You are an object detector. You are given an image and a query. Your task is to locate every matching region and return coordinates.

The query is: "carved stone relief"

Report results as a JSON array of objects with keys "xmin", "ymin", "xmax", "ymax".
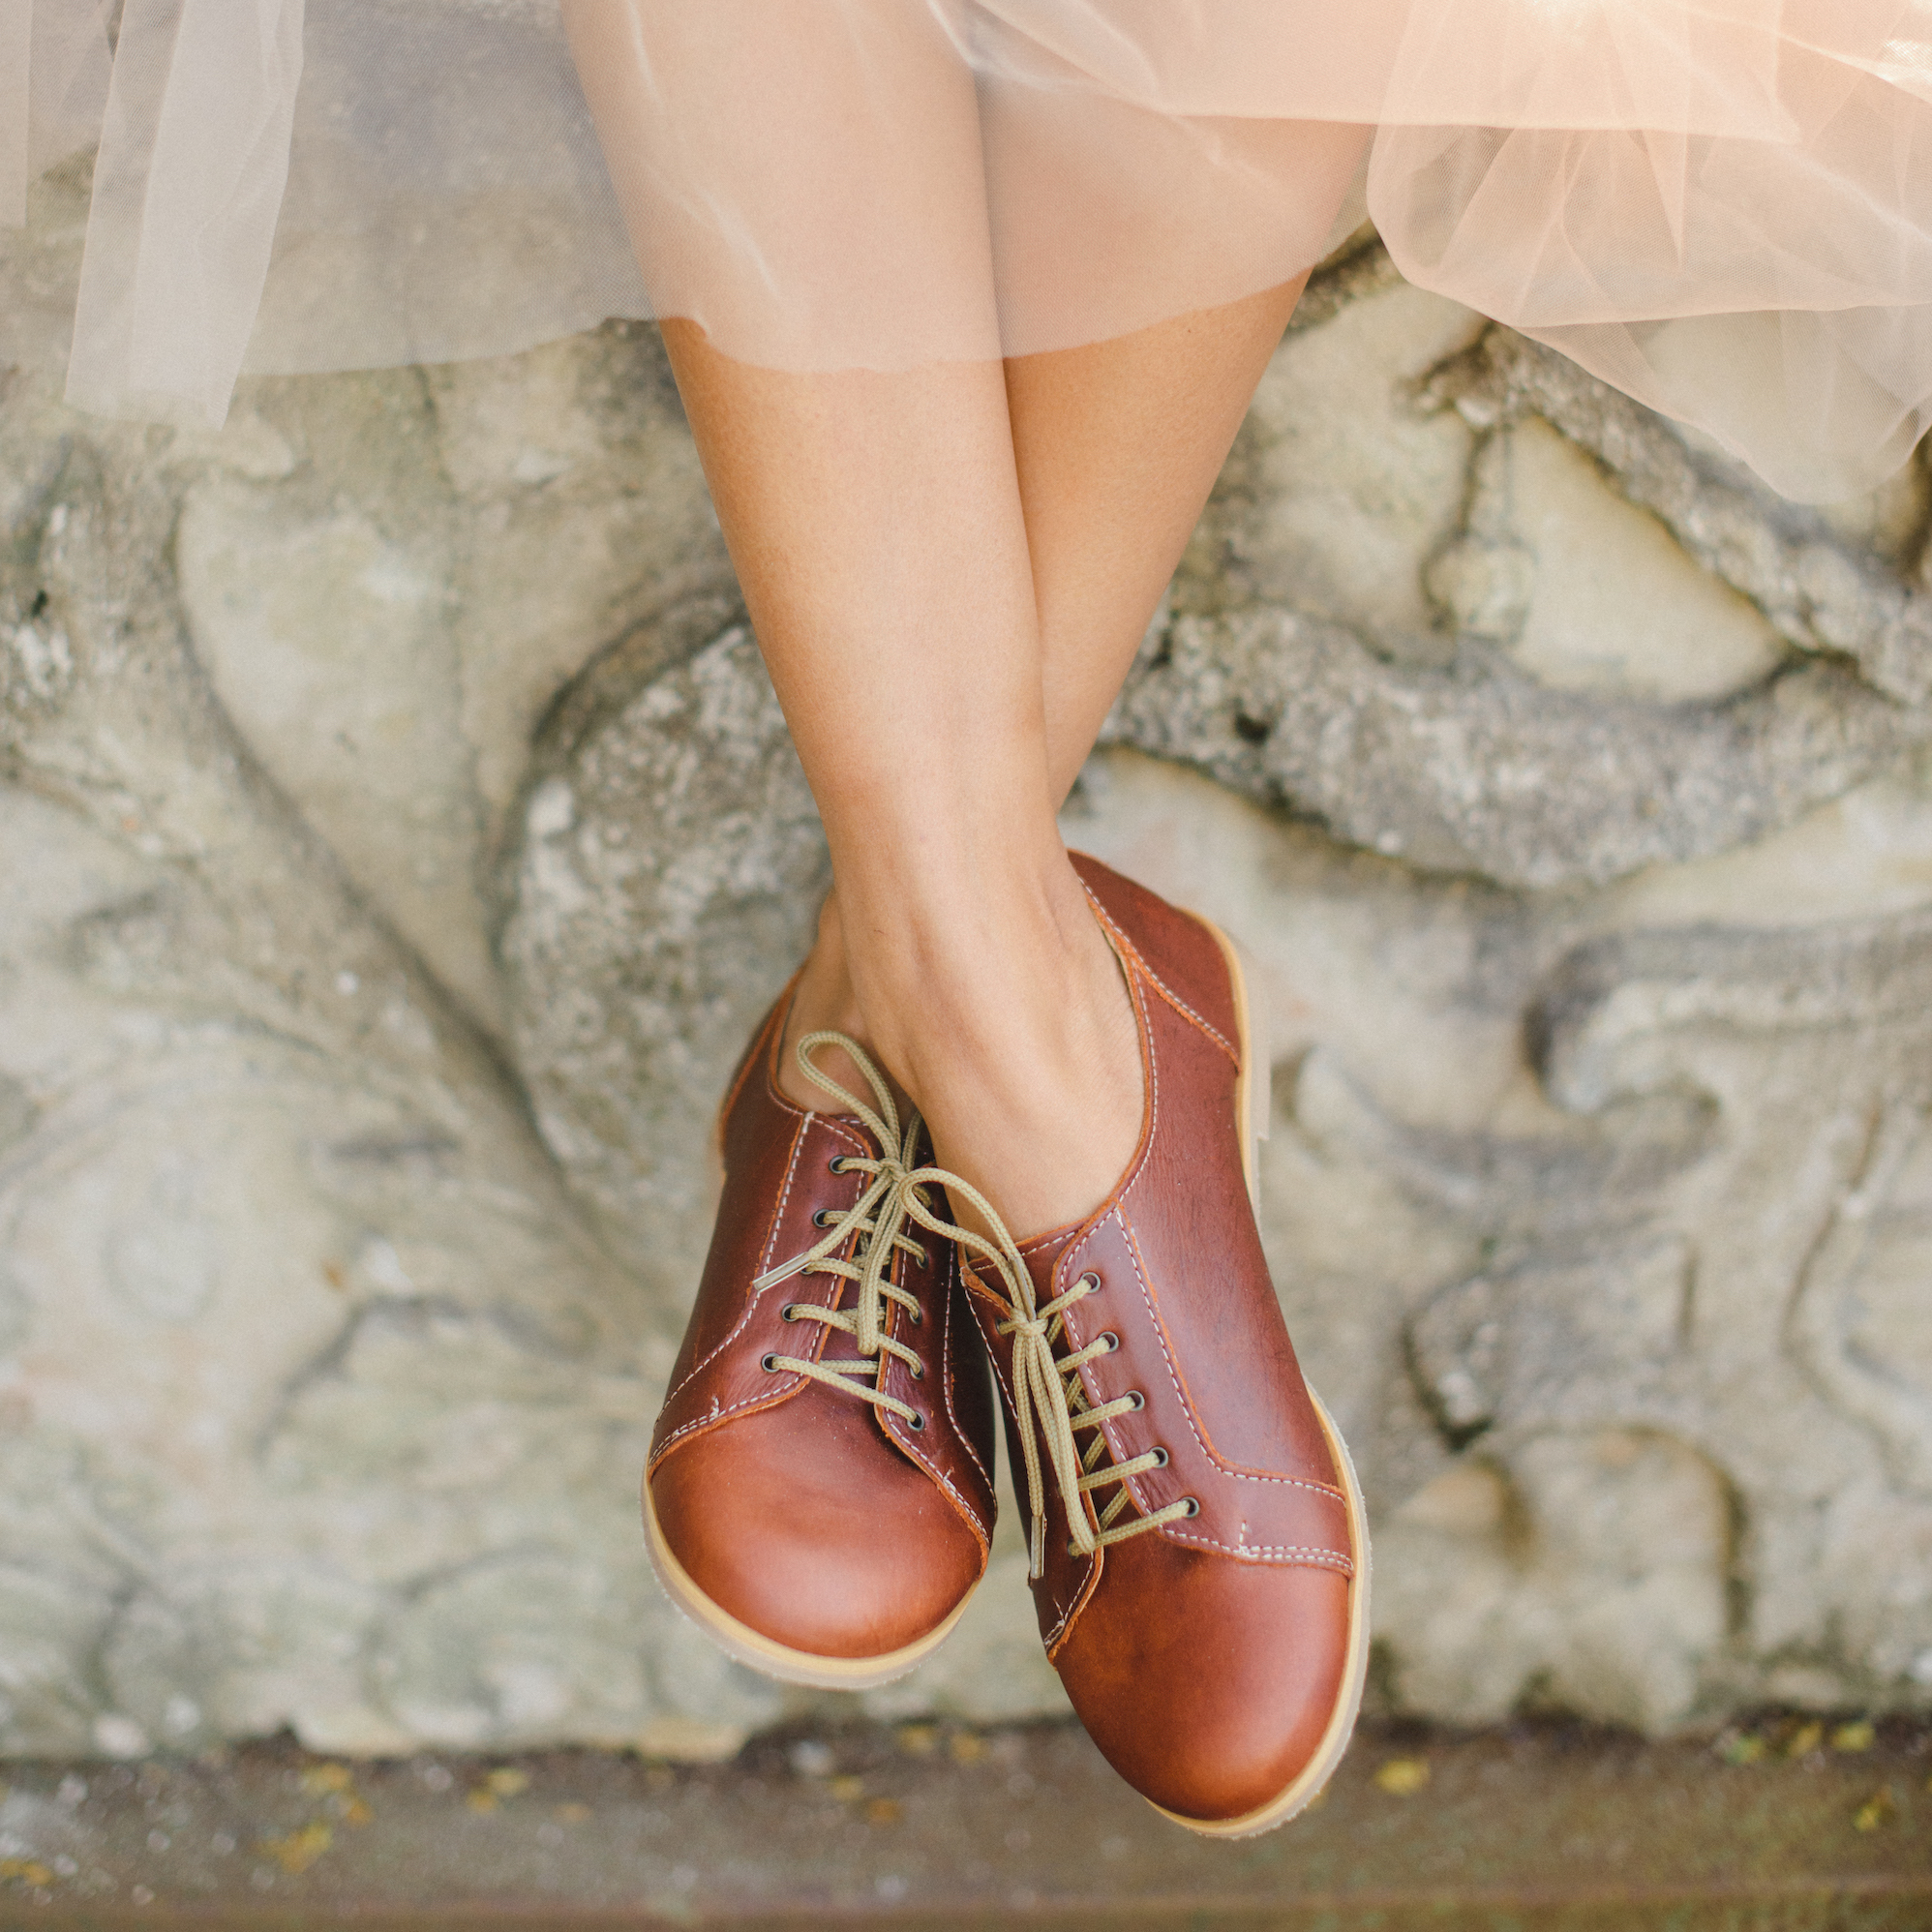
[{"xmin": 1, "ymin": 208, "xmax": 1929, "ymax": 1753}]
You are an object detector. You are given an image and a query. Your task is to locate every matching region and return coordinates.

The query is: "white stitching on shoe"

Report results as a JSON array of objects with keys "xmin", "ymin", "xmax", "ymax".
[
  {"xmin": 958, "ymin": 1266, "xmax": 1093, "ymax": 1641},
  {"xmin": 1065, "ymin": 979, "xmax": 1344, "ymax": 1509},
  {"xmin": 886, "ymin": 1370, "xmax": 993, "ymax": 1551},
  {"xmin": 940, "ymin": 1245, "xmax": 994, "ymax": 1496},
  {"xmin": 1017, "ymin": 1228, "xmax": 1074, "ymax": 1258},
  {"xmin": 1107, "ymin": 965, "xmax": 1162, "ymax": 1219},
  {"xmin": 1162, "ymin": 1531, "xmax": 1354, "ymax": 1566},
  {"xmin": 661, "ymin": 1112, "xmax": 821, "ymax": 1411},
  {"xmin": 877, "ymin": 1248, "xmax": 993, "ymax": 1546},
  {"xmin": 1136, "ymin": 959, "xmax": 1237, "ymax": 1064},
  {"xmin": 652, "ymin": 1384, "xmax": 792, "ymax": 1459},
  {"xmin": 1089, "ymin": 1212, "xmax": 1346, "ymax": 1510},
  {"xmin": 1077, "ymin": 880, "xmax": 1237, "ymax": 1062},
  {"xmin": 661, "ymin": 1109, "xmax": 874, "ymax": 1420}
]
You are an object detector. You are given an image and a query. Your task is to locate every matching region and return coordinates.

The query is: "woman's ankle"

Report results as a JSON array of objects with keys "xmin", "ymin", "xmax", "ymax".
[
  {"xmin": 852, "ymin": 856, "xmax": 1144, "ymax": 1237},
  {"xmin": 775, "ymin": 895, "xmax": 879, "ymax": 1112},
  {"xmin": 779, "ymin": 851, "xmax": 1143, "ymax": 1238}
]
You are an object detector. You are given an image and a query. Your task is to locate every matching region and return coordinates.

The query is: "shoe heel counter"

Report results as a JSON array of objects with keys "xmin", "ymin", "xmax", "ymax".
[{"xmin": 1069, "ymin": 853, "xmax": 1243, "ymax": 1057}]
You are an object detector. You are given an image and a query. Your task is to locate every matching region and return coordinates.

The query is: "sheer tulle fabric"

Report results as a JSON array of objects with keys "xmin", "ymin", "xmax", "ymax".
[{"xmin": 6, "ymin": 0, "xmax": 1932, "ymax": 498}]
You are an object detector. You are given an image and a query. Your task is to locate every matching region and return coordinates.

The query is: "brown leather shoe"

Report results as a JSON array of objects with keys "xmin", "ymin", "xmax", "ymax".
[
  {"xmin": 645, "ymin": 992, "xmax": 998, "ymax": 1688},
  {"xmin": 946, "ymin": 854, "xmax": 1370, "ymax": 1836}
]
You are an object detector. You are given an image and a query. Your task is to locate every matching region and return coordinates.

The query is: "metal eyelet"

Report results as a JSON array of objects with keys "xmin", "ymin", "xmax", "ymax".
[
  {"xmin": 829, "ymin": 1157, "xmax": 851, "ymax": 1174},
  {"xmin": 907, "ymin": 1306, "xmax": 922, "ymax": 1325},
  {"xmin": 1149, "ymin": 1447, "xmax": 1169, "ymax": 1468},
  {"xmin": 1076, "ymin": 1273, "xmax": 1101, "ymax": 1292},
  {"xmin": 761, "ymin": 1353, "xmax": 781, "ymax": 1373},
  {"xmin": 910, "ymin": 1362, "xmax": 925, "ymax": 1380},
  {"xmin": 907, "ymin": 1411, "xmax": 925, "ymax": 1432},
  {"xmin": 811, "ymin": 1208, "xmax": 836, "ymax": 1227},
  {"xmin": 1100, "ymin": 1332, "xmax": 1120, "ymax": 1353},
  {"xmin": 1124, "ymin": 1391, "xmax": 1145, "ymax": 1411},
  {"xmin": 781, "ymin": 1305, "xmax": 801, "ymax": 1322},
  {"xmin": 1180, "ymin": 1496, "xmax": 1200, "ymax": 1517}
]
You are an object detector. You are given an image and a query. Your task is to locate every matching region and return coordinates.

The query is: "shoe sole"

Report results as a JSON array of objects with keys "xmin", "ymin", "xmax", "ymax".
[
  {"xmin": 643, "ymin": 1475, "xmax": 978, "ymax": 1691},
  {"xmin": 1145, "ymin": 917, "xmax": 1371, "ymax": 1840}
]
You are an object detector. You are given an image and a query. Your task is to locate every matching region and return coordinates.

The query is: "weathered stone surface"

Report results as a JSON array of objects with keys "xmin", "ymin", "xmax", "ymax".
[
  {"xmin": 1422, "ymin": 328, "xmax": 1932, "ymax": 715},
  {"xmin": 2, "ymin": 217, "xmax": 1930, "ymax": 1760},
  {"xmin": 1372, "ymin": 1433, "xmax": 1735, "ymax": 1733},
  {"xmin": 1115, "ymin": 257, "xmax": 1932, "ymax": 889},
  {"xmin": 1103, "ymin": 606, "xmax": 1922, "ymax": 888},
  {"xmin": 1067, "ymin": 746, "xmax": 1932, "ymax": 1727},
  {"xmin": 1464, "ymin": 419, "xmax": 1785, "ymax": 700},
  {"xmin": 0, "ymin": 322, "xmax": 743, "ymax": 1759},
  {"xmin": 168, "ymin": 331, "xmax": 732, "ymax": 1038},
  {"xmin": 500, "ymin": 612, "xmax": 828, "ymax": 1286}
]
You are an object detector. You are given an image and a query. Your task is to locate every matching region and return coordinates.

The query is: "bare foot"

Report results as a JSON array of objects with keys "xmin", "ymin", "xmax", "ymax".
[
  {"xmin": 849, "ymin": 850, "xmax": 1143, "ymax": 1245},
  {"xmin": 773, "ymin": 896, "xmax": 899, "ymax": 1118},
  {"xmin": 773, "ymin": 860, "xmax": 1141, "ymax": 1243}
]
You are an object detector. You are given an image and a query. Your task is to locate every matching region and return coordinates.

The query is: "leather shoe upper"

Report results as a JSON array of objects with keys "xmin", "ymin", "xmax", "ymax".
[
  {"xmin": 962, "ymin": 855, "xmax": 1360, "ymax": 1824},
  {"xmin": 649, "ymin": 992, "xmax": 998, "ymax": 1663}
]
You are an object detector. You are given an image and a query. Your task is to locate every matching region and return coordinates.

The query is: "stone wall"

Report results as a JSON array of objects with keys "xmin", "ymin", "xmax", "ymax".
[{"xmin": 3, "ymin": 196, "xmax": 1930, "ymax": 1758}]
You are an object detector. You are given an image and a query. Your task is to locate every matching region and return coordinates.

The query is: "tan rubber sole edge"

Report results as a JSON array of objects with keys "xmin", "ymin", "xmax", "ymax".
[
  {"xmin": 644, "ymin": 1474, "xmax": 978, "ymax": 1692},
  {"xmin": 1153, "ymin": 912, "xmax": 1370, "ymax": 1839},
  {"xmin": 1148, "ymin": 1390, "xmax": 1373, "ymax": 1839},
  {"xmin": 1198, "ymin": 916, "xmax": 1267, "ymax": 1220}
]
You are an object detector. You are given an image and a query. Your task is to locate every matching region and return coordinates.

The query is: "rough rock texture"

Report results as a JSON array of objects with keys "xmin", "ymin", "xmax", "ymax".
[
  {"xmin": 0, "ymin": 322, "xmax": 796, "ymax": 1765},
  {"xmin": 2, "ymin": 208, "xmax": 1931, "ymax": 1756},
  {"xmin": 500, "ymin": 612, "xmax": 828, "ymax": 1290},
  {"xmin": 1102, "ymin": 608, "xmax": 1921, "ymax": 888}
]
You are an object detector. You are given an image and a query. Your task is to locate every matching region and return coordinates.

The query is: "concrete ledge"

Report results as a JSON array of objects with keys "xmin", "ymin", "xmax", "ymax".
[{"xmin": 2, "ymin": 1717, "xmax": 1928, "ymax": 1930}]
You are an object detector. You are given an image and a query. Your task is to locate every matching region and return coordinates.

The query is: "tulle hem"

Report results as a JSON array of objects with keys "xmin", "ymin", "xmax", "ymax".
[{"xmin": 7, "ymin": 0, "xmax": 1932, "ymax": 500}]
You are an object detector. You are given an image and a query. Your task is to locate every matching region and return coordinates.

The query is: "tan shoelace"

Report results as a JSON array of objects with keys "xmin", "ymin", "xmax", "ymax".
[
  {"xmin": 752, "ymin": 1032, "xmax": 938, "ymax": 1428},
  {"xmin": 958, "ymin": 1245, "xmax": 1195, "ymax": 1576},
  {"xmin": 1060, "ymin": 1308, "xmax": 1199, "ymax": 1555},
  {"xmin": 756, "ymin": 1031, "xmax": 1192, "ymax": 1576}
]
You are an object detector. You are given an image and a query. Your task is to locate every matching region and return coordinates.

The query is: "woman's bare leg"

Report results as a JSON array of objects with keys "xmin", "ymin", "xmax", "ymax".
[
  {"xmin": 663, "ymin": 329, "xmax": 1136, "ymax": 1237},
  {"xmin": 573, "ymin": 0, "xmax": 1339, "ymax": 1234},
  {"xmin": 666, "ymin": 278, "xmax": 1308, "ymax": 1237}
]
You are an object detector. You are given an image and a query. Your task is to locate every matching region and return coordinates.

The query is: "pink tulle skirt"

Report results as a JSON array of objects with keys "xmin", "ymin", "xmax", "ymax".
[{"xmin": 8, "ymin": 0, "xmax": 1932, "ymax": 499}]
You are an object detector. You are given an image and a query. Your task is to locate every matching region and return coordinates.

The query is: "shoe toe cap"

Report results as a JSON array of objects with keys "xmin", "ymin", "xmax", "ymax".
[
  {"xmin": 1052, "ymin": 1535, "xmax": 1355, "ymax": 1825},
  {"xmin": 649, "ymin": 1394, "xmax": 986, "ymax": 1664}
]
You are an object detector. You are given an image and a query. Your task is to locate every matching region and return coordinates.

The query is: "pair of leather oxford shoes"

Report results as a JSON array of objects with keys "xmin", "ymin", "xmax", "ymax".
[{"xmin": 644, "ymin": 855, "xmax": 1369, "ymax": 1836}]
